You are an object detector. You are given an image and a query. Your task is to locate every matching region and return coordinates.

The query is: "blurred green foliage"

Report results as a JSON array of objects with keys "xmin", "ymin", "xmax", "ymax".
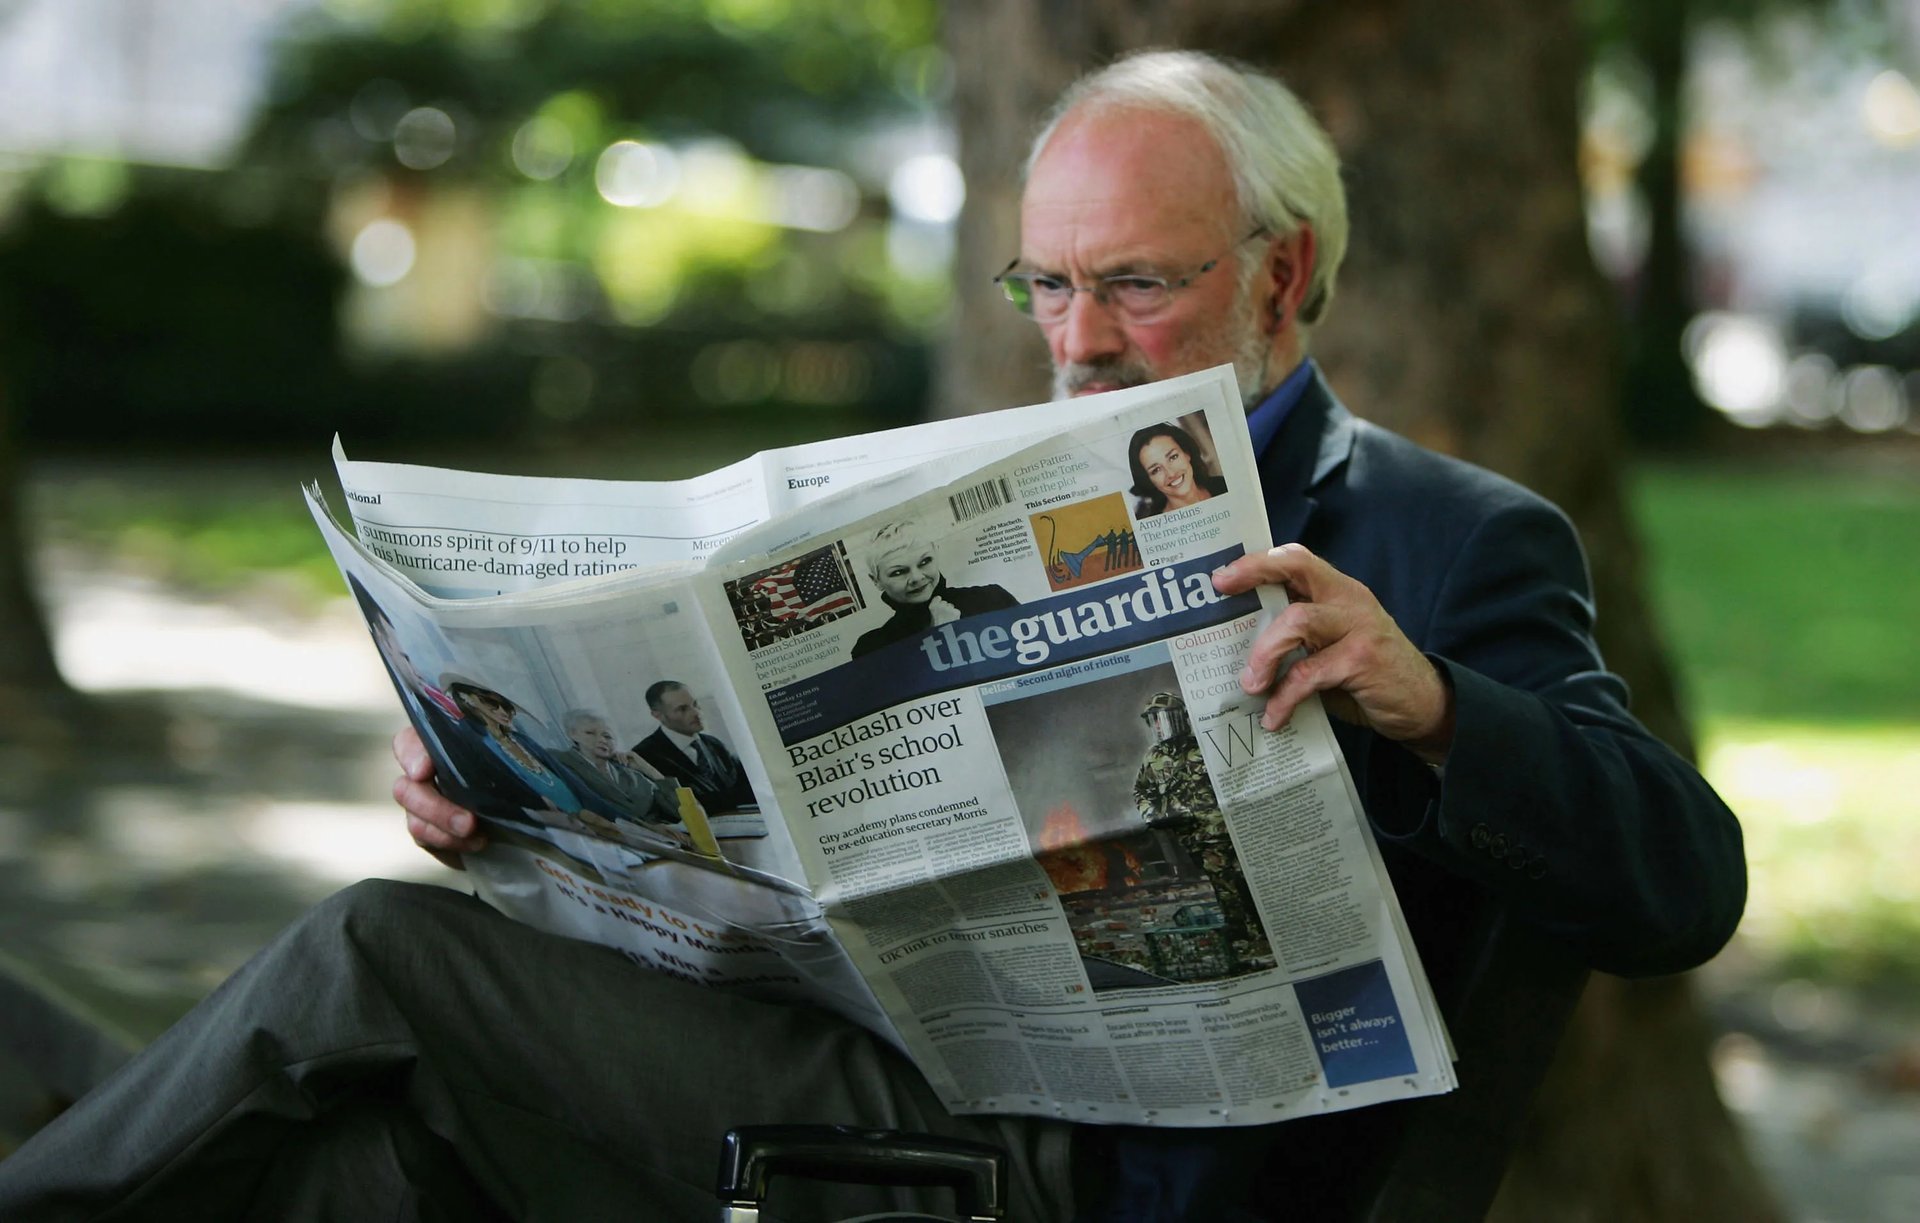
[
  {"xmin": 0, "ymin": 0, "xmax": 950, "ymax": 452},
  {"xmin": 33, "ymin": 468, "xmax": 348, "ymax": 600},
  {"xmin": 1631, "ymin": 462, "xmax": 1920, "ymax": 725}
]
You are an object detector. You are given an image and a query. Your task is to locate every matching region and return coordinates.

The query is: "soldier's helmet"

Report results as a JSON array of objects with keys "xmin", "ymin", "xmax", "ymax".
[{"xmin": 1139, "ymin": 691, "xmax": 1187, "ymax": 720}]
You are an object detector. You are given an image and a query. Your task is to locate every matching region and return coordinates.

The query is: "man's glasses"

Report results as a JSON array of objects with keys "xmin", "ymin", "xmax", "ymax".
[{"xmin": 993, "ymin": 229, "xmax": 1267, "ymax": 324}]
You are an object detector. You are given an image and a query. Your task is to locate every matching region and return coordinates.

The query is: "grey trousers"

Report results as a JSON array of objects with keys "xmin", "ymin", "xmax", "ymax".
[{"xmin": 0, "ymin": 880, "xmax": 1077, "ymax": 1221}]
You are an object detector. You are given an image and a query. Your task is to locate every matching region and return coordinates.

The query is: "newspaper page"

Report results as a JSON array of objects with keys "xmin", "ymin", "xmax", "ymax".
[
  {"xmin": 304, "ymin": 385, "xmax": 1185, "ymax": 1044},
  {"xmin": 308, "ymin": 507, "xmax": 918, "ymax": 1040},
  {"xmin": 694, "ymin": 369, "xmax": 1456, "ymax": 1126},
  {"xmin": 313, "ymin": 365, "xmax": 1454, "ymax": 1127}
]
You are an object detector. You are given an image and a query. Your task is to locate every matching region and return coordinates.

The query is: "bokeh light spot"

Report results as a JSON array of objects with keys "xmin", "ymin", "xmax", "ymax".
[
  {"xmin": 888, "ymin": 153, "xmax": 963, "ymax": 224},
  {"xmin": 512, "ymin": 115, "xmax": 575, "ymax": 180},
  {"xmin": 350, "ymin": 218, "xmax": 416, "ymax": 286},
  {"xmin": 393, "ymin": 106, "xmax": 457, "ymax": 170},
  {"xmin": 595, "ymin": 140, "xmax": 680, "ymax": 208}
]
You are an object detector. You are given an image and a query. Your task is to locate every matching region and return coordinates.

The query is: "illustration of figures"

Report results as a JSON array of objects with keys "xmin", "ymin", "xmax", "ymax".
[
  {"xmin": 1132, "ymin": 692, "xmax": 1272, "ymax": 971},
  {"xmin": 1035, "ymin": 509, "xmax": 1139, "ymax": 589},
  {"xmin": 1040, "ymin": 518, "xmax": 1139, "ymax": 583}
]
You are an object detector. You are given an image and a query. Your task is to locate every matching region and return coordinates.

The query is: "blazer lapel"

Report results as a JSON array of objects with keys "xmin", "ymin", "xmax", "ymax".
[{"xmin": 1258, "ymin": 369, "xmax": 1355, "ymax": 545}]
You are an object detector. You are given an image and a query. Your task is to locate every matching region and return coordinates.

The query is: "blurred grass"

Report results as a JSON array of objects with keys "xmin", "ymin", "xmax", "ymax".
[
  {"xmin": 1701, "ymin": 722, "xmax": 1920, "ymax": 993},
  {"xmin": 1632, "ymin": 461, "xmax": 1920, "ymax": 998},
  {"xmin": 1630, "ymin": 463, "xmax": 1920, "ymax": 726},
  {"xmin": 32, "ymin": 465, "xmax": 345, "ymax": 602}
]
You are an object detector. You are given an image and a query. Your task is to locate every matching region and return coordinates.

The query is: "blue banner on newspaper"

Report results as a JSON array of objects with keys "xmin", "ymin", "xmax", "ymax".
[
  {"xmin": 1293, "ymin": 961, "xmax": 1418, "ymax": 1088},
  {"xmin": 766, "ymin": 545, "xmax": 1256, "ymax": 745}
]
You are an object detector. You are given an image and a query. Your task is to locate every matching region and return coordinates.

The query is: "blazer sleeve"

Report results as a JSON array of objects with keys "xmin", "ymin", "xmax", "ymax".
[{"xmin": 1363, "ymin": 499, "xmax": 1746, "ymax": 977}]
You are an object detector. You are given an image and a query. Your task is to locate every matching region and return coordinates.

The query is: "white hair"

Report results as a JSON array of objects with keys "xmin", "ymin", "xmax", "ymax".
[
  {"xmin": 561, "ymin": 708, "xmax": 609, "ymax": 736},
  {"xmin": 1027, "ymin": 50, "xmax": 1348, "ymax": 327},
  {"xmin": 864, "ymin": 521, "xmax": 934, "ymax": 581}
]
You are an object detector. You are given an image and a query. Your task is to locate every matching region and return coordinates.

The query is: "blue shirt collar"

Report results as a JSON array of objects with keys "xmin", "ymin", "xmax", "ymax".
[{"xmin": 1245, "ymin": 358, "xmax": 1316, "ymax": 460}]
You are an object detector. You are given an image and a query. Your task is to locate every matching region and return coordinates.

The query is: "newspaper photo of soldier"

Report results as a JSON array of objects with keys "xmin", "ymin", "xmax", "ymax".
[
  {"xmin": 981, "ymin": 646, "xmax": 1276, "ymax": 992},
  {"xmin": 1029, "ymin": 491, "xmax": 1142, "ymax": 593},
  {"xmin": 723, "ymin": 541, "xmax": 865, "ymax": 651},
  {"xmin": 1126, "ymin": 413, "xmax": 1229, "ymax": 519}
]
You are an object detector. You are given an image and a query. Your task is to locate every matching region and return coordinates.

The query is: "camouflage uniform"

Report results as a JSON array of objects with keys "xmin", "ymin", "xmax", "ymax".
[{"xmin": 1134, "ymin": 700, "xmax": 1272, "ymax": 969}]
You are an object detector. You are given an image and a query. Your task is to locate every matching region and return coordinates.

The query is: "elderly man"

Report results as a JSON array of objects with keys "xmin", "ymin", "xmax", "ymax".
[{"xmin": 0, "ymin": 50, "xmax": 1742, "ymax": 1222}]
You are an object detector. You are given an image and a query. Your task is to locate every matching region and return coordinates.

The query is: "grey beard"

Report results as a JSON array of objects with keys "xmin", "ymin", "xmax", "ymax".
[
  {"xmin": 1232, "ymin": 320, "xmax": 1273, "ymax": 410},
  {"xmin": 1048, "ymin": 310, "xmax": 1276, "ymax": 409}
]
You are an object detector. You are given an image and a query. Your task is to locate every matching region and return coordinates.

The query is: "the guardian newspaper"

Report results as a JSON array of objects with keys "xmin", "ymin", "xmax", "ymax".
[{"xmin": 310, "ymin": 366, "xmax": 1455, "ymax": 1127}]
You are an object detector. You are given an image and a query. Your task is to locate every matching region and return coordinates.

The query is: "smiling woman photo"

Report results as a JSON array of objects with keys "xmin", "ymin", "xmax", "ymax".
[{"xmin": 1128, "ymin": 421, "xmax": 1228, "ymax": 517}]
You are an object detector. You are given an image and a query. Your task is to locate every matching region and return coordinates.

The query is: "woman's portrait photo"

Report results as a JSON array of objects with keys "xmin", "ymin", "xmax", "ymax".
[
  {"xmin": 849, "ymin": 520, "xmax": 1017, "ymax": 659},
  {"xmin": 1127, "ymin": 418, "xmax": 1228, "ymax": 518}
]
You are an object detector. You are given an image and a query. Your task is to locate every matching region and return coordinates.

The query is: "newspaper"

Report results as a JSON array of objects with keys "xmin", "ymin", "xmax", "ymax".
[{"xmin": 310, "ymin": 365, "xmax": 1456, "ymax": 1126}]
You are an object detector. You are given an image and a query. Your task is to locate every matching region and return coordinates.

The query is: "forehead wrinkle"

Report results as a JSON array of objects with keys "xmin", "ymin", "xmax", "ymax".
[{"xmin": 1020, "ymin": 108, "xmax": 1239, "ymax": 279}]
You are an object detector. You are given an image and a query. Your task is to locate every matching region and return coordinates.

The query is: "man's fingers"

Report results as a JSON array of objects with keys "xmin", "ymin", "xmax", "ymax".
[
  {"xmin": 403, "ymin": 815, "xmax": 472, "ymax": 872},
  {"xmin": 393, "ymin": 774, "xmax": 486, "ymax": 847},
  {"xmin": 392, "ymin": 726, "xmax": 435, "ymax": 781},
  {"xmin": 1241, "ymin": 601, "xmax": 1349, "ymax": 692},
  {"xmin": 1258, "ymin": 642, "xmax": 1355, "ymax": 731},
  {"xmin": 1213, "ymin": 542, "xmax": 1339, "ymax": 601}
]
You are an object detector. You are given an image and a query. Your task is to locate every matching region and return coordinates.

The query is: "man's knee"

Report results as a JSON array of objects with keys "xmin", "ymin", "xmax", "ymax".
[
  {"xmin": 279, "ymin": 880, "xmax": 481, "ymax": 981},
  {"xmin": 312, "ymin": 879, "xmax": 480, "ymax": 935}
]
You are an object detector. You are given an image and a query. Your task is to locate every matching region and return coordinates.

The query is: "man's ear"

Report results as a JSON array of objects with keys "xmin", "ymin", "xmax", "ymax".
[{"xmin": 1265, "ymin": 225, "xmax": 1317, "ymax": 331}]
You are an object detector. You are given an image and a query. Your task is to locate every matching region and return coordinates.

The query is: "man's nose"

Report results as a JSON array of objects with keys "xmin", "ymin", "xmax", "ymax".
[{"xmin": 1055, "ymin": 290, "xmax": 1127, "ymax": 365}]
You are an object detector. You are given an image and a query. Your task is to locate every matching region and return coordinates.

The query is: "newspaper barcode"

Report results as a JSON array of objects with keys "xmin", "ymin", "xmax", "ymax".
[{"xmin": 949, "ymin": 476, "xmax": 1012, "ymax": 521}]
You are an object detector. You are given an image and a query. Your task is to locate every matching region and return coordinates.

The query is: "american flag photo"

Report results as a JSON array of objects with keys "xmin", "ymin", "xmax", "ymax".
[{"xmin": 725, "ymin": 541, "xmax": 865, "ymax": 650}]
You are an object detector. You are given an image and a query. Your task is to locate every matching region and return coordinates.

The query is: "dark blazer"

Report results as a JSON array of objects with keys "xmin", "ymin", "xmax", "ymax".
[
  {"xmin": 1266, "ymin": 374, "xmax": 1743, "ymax": 985},
  {"xmin": 1091, "ymin": 373, "xmax": 1747, "ymax": 1219},
  {"xmin": 632, "ymin": 727, "xmax": 756, "ymax": 814},
  {"xmin": 1090, "ymin": 374, "xmax": 1751, "ymax": 1221}
]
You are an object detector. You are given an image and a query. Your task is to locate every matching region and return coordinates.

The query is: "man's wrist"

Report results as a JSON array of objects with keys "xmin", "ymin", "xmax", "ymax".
[{"xmin": 1401, "ymin": 659, "xmax": 1456, "ymax": 767}]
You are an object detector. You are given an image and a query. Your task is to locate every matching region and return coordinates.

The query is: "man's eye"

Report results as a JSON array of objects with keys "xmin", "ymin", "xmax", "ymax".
[
  {"xmin": 1028, "ymin": 276, "xmax": 1070, "ymax": 298},
  {"xmin": 1107, "ymin": 276, "xmax": 1166, "ymax": 301}
]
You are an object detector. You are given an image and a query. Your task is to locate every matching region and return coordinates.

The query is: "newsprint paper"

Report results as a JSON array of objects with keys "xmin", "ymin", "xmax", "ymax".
[{"xmin": 309, "ymin": 365, "xmax": 1456, "ymax": 1127}]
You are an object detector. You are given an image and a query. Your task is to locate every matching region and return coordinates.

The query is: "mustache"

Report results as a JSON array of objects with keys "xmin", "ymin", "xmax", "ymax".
[{"xmin": 1054, "ymin": 357, "xmax": 1154, "ymax": 396}]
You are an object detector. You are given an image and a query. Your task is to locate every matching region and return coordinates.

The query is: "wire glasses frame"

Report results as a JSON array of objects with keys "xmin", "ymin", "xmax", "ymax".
[{"xmin": 993, "ymin": 229, "xmax": 1268, "ymax": 324}]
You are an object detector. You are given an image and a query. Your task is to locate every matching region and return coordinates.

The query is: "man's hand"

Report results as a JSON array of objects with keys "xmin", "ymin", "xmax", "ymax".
[
  {"xmin": 615, "ymin": 749, "xmax": 666, "ymax": 781},
  {"xmin": 392, "ymin": 727, "xmax": 488, "ymax": 869},
  {"xmin": 1213, "ymin": 544, "xmax": 1455, "ymax": 765}
]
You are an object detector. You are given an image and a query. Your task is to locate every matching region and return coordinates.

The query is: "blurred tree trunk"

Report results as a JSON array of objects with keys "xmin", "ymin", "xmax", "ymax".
[
  {"xmin": 0, "ymin": 381, "xmax": 73, "ymax": 742},
  {"xmin": 941, "ymin": 2, "xmax": 1774, "ymax": 1218},
  {"xmin": 1621, "ymin": 0, "xmax": 1715, "ymax": 448}
]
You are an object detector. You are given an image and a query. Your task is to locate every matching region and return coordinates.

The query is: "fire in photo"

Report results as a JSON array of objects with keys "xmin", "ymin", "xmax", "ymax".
[{"xmin": 983, "ymin": 651, "xmax": 1275, "ymax": 992}]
